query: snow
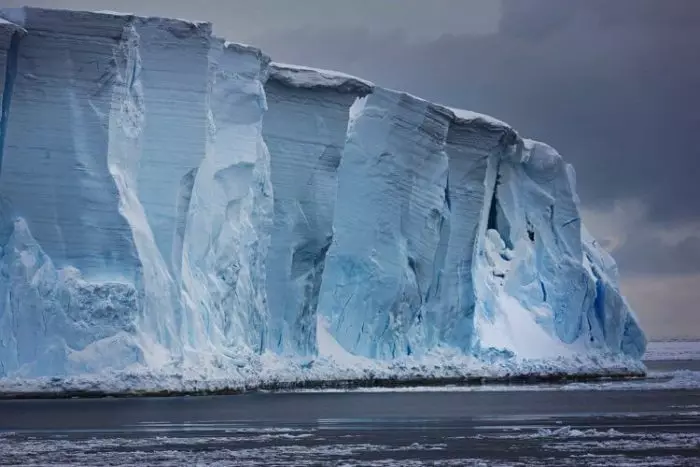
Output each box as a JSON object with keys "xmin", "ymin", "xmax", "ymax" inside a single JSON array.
[
  {"xmin": 448, "ymin": 106, "xmax": 512, "ymax": 130},
  {"xmin": 0, "ymin": 6, "xmax": 648, "ymax": 393},
  {"xmin": 270, "ymin": 62, "xmax": 373, "ymax": 93}
]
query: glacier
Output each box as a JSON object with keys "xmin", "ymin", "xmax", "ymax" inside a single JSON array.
[{"xmin": 0, "ymin": 7, "xmax": 646, "ymax": 393}]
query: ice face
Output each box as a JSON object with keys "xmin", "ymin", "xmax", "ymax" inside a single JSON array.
[
  {"xmin": 180, "ymin": 39, "xmax": 272, "ymax": 353},
  {"xmin": 134, "ymin": 17, "xmax": 211, "ymax": 273},
  {"xmin": 318, "ymin": 89, "xmax": 453, "ymax": 359},
  {"xmin": 0, "ymin": 8, "xmax": 142, "ymax": 280},
  {"xmin": 472, "ymin": 139, "xmax": 646, "ymax": 359},
  {"xmin": 0, "ymin": 198, "xmax": 144, "ymax": 377},
  {"xmin": 0, "ymin": 7, "xmax": 646, "ymax": 384},
  {"xmin": 0, "ymin": 19, "xmax": 24, "ymax": 168},
  {"xmin": 424, "ymin": 111, "xmax": 518, "ymax": 353},
  {"xmin": 262, "ymin": 63, "xmax": 372, "ymax": 356}
]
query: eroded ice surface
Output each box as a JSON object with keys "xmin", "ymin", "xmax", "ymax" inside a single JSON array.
[
  {"xmin": 473, "ymin": 139, "xmax": 645, "ymax": 359},
  {"xmin": 0, "ymin": 8, "xmax": 143, "ymax": 280},
  {"xmin": 180, "ymin": 39, "xmax": 272, "ymax": 353},
  {"xmin": 263, "ymin": 63, "xmax": 372, "ymax": 356},
  {"xmin": 0, "ymin": 7, "xmax": 646, "ymax": 389},
  {"xmin": 319, "ymin": 88, "xmax": 454, "ymax": 359}
]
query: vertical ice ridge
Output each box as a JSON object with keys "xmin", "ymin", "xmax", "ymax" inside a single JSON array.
[
  {"xmin": 263, "ymin": 63, "xmax": 372, "ymax": 356},
  {"xmin": 0, "ymin": 11, "xmax": 149, "ymax": 377},
  {"xmin": 181, "ymin": 39, "xmax": 272, "ymax": 353},
  {"xmin": 134, "ymin": 17, "xmax": 212, "ymax": 275},
  {"xmin": 423, "ymin": 111, "xmax": 517, "ymax": 353},
  {"xmin": 474, "ymin": 138, "xmax": 645, "ymax": 359},
  {"xmin": 0, "ymin": 22, "xmax": 24, "ymax": 170},
  {"xmin": 319, "ymin": 88, "xmax": 453, "ymax": 359}
]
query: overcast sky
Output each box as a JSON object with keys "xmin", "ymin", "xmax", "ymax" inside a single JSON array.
[{"xmin": 7, "ymin": 0, "xmax": 699, "ymax": 339}]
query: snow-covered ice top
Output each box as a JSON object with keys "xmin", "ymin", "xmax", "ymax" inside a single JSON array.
[
  {"xmin": 0, "ymin": 6, "xmax": 646, "ymax": 390},
  {"xmin": 448, "ymin": 106, "xmax": 513, "ymax": 131},
  {"xmin": 270, "ymin": 62, "xmax": 374, "ymax": 94}
]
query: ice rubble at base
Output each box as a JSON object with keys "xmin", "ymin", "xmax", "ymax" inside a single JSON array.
[{"xmin": 0, "ymin": 7, "xmax": 646, "ymax": 390}]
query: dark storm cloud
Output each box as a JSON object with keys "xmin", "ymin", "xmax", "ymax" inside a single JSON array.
[
  {"xmin": 614, "ymin": 234, "xmax": 700, "ymax": 276},
  {"xmin": 250, "ymin": 0, "xmax": 700, "ymax": 226}
]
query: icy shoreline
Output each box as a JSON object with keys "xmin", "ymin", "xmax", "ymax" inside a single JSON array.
[{"xmin": 0, "ymin": 353, "xmax": 646, "ymax": 399}]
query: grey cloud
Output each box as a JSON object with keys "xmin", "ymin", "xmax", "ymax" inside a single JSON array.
[
  {"xmin": 249, "ymin": 0, "xmax": 700, "ymax": 227},
  {"xmin": 614, "ymin": 234, "xmax": 700, "ymax": 277},
  {"xmin": 3, "ymin": 0, "xmax": 500, "ymax": 40}
]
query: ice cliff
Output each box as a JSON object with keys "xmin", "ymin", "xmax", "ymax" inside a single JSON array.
[
  {"xmin": 263, "ymin": 63, "xmax": 372, "ymax": 356},
  {"xmin": 0, "ymin": 7, "xmax": 646, "ymax": 390}
]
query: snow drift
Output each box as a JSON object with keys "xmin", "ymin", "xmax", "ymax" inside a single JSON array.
[{"xmin": 0, "ymin": 7, "xmax": 645, "ymax": 392}]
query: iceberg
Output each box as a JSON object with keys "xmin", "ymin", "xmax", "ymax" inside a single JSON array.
[{"xmin": 0, "ymin": 7, "xmax": 646, "ymax": 392}]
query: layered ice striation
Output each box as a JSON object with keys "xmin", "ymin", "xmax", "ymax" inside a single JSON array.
[
  {"xmin": 0, "ymin": 8, "xmax": 149, "ymax": 376},
  {"xmin": 0, "ymin": 18, "xmax": 24, "ymax": 166},
  {"xmin": 425, "ymin": 109, "xmax": 518, "ymax": 354},
  {"xmin": 472, "ymin": 138, "xmax": 645, "ymax": 359},
  {"xmin": 180, "ymin": 40, "xmax": 272, "ymax": 354},
  {"xmin": 0, "ymin": 7, "xmax": 646, "ymax": 385},
  {"xmin": 0, "ymin": 8, "xmax": 143, "ymax": 279},
  {"xmin": 135, "ymin": 16, "xmax": 211, "ymax": 273},
  {"xmin": 319, "ymin": 89, "xmax": 454, "ymax": 359},
  {"xmin": 263, "ymin": 63, "xmax": 372, "ymax": 356}
]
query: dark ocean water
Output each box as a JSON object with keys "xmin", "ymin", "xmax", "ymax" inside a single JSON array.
[{"xmin": 0, "ymin": 360, "xmax": 698, "ymax": 466}]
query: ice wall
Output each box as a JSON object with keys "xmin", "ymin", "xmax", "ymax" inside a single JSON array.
[
  {"xmin": 318, "ymin": 89, "xmax": 453, "ymax": 359},
  {"xmin": 0, "ymin": 7, "xmax": 646, "ymax": 382},
  {"xmin": 181, "ymin": 40, "xmax": 272, "ymax": 353},
  {"xmin": 472, "ymin": 139, "xmax": 646, "ymax": 359},
  {"xmin": 134, "ymin": 17, "xmax": 211, "ymax": 272},
  {"xmin": 0, "ymin": 8, "xmax": 142, "ymax": 280},
  {"xmin": 0, "ymin": 19, "xmax": 24, "ymax": 166},
  {"xmin": 0, "ymin": 8, "xmax": 217, "ymax": 376},
  {"xmin": 263, "ymin": 63, "xmax": 372, "ymax": 356},
  {"xmin": 0, "ymin": 8, "xmax": 149, "ymax": 376},
  {"xmin": 424, "ymin": 110, "xmax": 518, "ymax": 353}
]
